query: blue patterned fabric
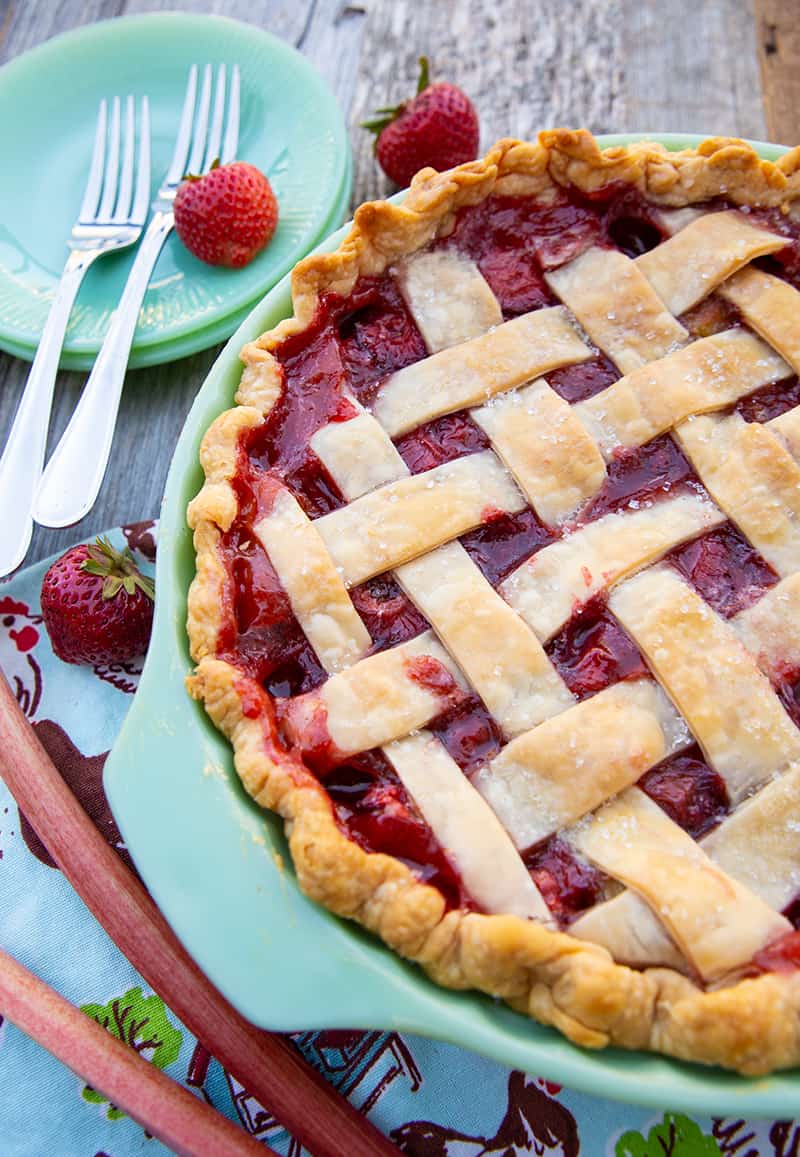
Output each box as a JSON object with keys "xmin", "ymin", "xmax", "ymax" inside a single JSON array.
[{"xmin": 0, "ymin": 524, "xmax": 795, "ymax": 1156}]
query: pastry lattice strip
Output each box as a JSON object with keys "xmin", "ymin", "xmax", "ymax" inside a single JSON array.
[{"xmin": 568, "ymin": 567, "xmax": 800, "ymax": 978}]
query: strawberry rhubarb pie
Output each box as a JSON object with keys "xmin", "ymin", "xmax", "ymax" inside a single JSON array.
[{"xmin": 187, "ymin": 130, "xmax": 800, "ymax": 1075}]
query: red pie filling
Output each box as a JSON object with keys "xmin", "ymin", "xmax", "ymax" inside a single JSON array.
[
  {"xmin": 324, "ymin": 753, "xmax": 472, "ymax": 911},
  {"xmin": 751, "ymin": 896, "xmax": 800, "ymax": 973},
  {"xmin": 440, "ymin": 186, "xmax": 668, "ymax": 313},
  {"xmin": 734, "ymin": 373, "xmax": 800, "ymax": 424},
  {"xmin": 429, "ymin": 694, "xmax": 504, "ymax": 773},
  {"xmin": 523, "ymin": 838, "xmax": 606, "ymax": 925},
  {"xmin": 395, "ymin": 411, "xmax": 489, "ymax": 473},
  {"xmin": 215, "ymin": 188, "xmax": 800, "ymax": 965},
  {"xmin": 461, "ymin": 509, "xmax": 553, "ymax": 586},
  {"xmin": 750, "ymin": 206, "xmax": 800, "ymax": 292},
  {"xmin": 778, "ymin": 678, "xmax": 800, "ymax": 732},
  {"xmin": 576, "ymin": 436, "xmax": 698, "ymax": 523},
  {"xmin": 335, "ymin": 275, "xmax": 429, "ymax": 406},
  {"xmin": 666, "ymin": 524, "xmax": 779, "ymax": 619},
  {"xmin": 216, "ymin": 471, "xmax": 327, "ymax": 692},
  {"xmin": 638, "ymin": 746, "xmax": 729, "ymax": 839},
  {"xmin": 348, "ymin": 576, "xmax": 428, "ymax": 651},
  {"xmin": 680, "ymin": 294, "xmax": 742, "ymax": 339},
  {"xmin": 545, "ymin": 595, "xmax": 649, "ymax": 701}
]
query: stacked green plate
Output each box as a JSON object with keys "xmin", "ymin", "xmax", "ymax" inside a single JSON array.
[{"xmin": 0, "ymin": 12, "xmax": 352, "ymax": 369}]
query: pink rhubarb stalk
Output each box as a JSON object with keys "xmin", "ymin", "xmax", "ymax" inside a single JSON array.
[
  {"xmin": 0, "ymin": 673, "xmax": 398, "ymax": 1157},
  {"xmin": 0, "ymin": 945, "xmax": 270, "ymax": 1157}
]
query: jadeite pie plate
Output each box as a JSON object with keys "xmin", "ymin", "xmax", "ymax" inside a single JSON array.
[
  {"xmin": 104, "ymin": 135, "xmax": 800, "ymax": 1116},
  {"xmin": 0, "ymin": 12, "xmax": 351, "ymax": 369}
]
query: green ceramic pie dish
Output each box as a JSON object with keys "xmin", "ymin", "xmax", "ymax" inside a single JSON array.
[{"xmin": 104, "ymin": 133, "xmax": 800, "ymax": 1116}]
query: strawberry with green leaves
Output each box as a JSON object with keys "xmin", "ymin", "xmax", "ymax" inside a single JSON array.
[
  {"xmin": 173, "ymin": 160, "xmax": 278, "ymax": 268},
  {"xmin": 41, "ymin": 537, "xmax": 155, "ymax": 666},
  {"xmin": 363, "ymin": 57, "xmax": 480, "ymax": 187}
]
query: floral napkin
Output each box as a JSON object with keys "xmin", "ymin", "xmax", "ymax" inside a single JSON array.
[{"xmin": 0, "ymin": 522, "xmax": 795, "ymax": 1156}]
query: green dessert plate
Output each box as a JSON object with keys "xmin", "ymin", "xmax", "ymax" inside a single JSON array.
[
  {"xmin": 104, "ymin": 134, "xmax": 799, "ymax": 1117},
  {"xmin": 0, "ymin": 11, "xmax": 351, "ymax": 369}
]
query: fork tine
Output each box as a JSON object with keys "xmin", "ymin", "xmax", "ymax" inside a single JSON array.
[
  {"xmin": 79, "ymin": 99, "xmax": 108, "ymax": 221},
  {"xmin": 112, "ymin": 95, "xmax": 135, "ymax": 222},
  {"xmin": 98, "ymin": 96, "xmax": 121, "ymax": 220},
  {"xmin": 131, "ymin": 96, "xmax": 151, "ymax": 225},
  {"xmin": 165, "ymin": 65, "xmax": 198, "ymax": 186},
  {"xmin": 186, "ymin": 63, "xmax": 212, "ymax": 175},
  {"xmin": 202, "ymin": 64, "xmax": 227, "ymax": 171},
  {"xmin": 220, "ymin": 64, "xmax": 240, "ymax": 164}
]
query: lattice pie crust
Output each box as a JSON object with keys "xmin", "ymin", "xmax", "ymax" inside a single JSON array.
[{"xmin": 187, "ymin": 130, "xmax": 800, "ymax": 1075}]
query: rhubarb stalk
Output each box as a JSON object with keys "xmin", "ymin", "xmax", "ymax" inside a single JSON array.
[
  {"xmin": 0, "ymin": 945, "xmax": 271, "ymax": 1157},
  {"xmin": 0, "ymin": 673, "xmax": 398, "ymax": 1157}
]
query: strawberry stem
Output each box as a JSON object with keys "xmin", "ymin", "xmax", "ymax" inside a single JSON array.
[
  {"xmin": 81, "ymin": 537, "xmax": 155, "ymax": 603},
  {"xmin": 417, "ymin": 55, "xmax": 430, "ymax": 94},
  {"xmin": 361, "ymin": 56, "xmax": 432, "ymax": 138},
  {"xmin": 360, "ymin": 114, "xmax": 398, "ymax": 135}
]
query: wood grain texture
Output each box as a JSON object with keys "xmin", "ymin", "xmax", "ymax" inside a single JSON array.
[
  {"xmin": 349, "ymin": 0, "xmax": 626, "ymax": 203},
  {"xmin": 754, "ymin": 0, "xmax": 800, "ymax": 144},
  {"xmin": 0, "ymin": 0, "xmax": 778, "ymax": 569},
  {"xmin": 622, "ymin": 0, "xmax": 767, "ymax": 141}
]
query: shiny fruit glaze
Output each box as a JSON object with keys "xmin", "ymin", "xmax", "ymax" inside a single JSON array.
[
  {"xmin": 734, "ymin": 373, "xmax": 800, "ymax": 424},
  {"xmin": 638, "ymin": 745, "xmax": 729, "ymax": 839},
  {"xmin": 576, "ymin": 435, "xmax": 697, "ymax": 523},
  {"xmin": 752, "ymin": 931, "xmax": 800, "ymax": 975},
  {"xmin": 349, "ymin": 576, "xmax": 428, "ymax": 650},
  {"xmin": 440, "ymin": 187, "xmax": 667, "ymax": 315},
  {"xmin": 545, "ymin": 595, "xmax": 648, "ymax": 700},
  {"xmin": 395, "ymin": 411, "xmax": 489, "ymax": 473},
  {"xmin": 783, "ymin": 897, "xmax": 800, "ymax": 930},
  {"xmin": 666, "ymin": 523, "xmax": 778, "ymax": 619},
  {"xmin": 248, "ymin": 323, "xmax": 355, "ymax": 480},
  {"xmin": 325, "ymin": 753, "xmax": 472, "ymax": 910},
  {"xmin": 461, "ymin": 509, "xmax": 553, "ymax": 587},
  {"xmin": 336, "ymin": 276, "xmax": 428, "ymax": 405},
  {"xmin": 431, "ymin": 694, "xmax": 504, "ymax": 773},
  {"xmin": 547, "ymin": 353, "xmax": 620, "ymax": 404},
  {"xmin": 750, "ymin": 206, "xmax": 800, "ymax": 291},
  {"xmin": 778, "ymin": 678, "xmax": 800, "ymax": 731},
  {"xmin": 523, "ymin": 838, "xmax": 606, "ymax": 924},
  {"xmin": 218, "ymin": 187, "xmax": 800, "ymax": 945},
  {"xmin": 217, "ymin": 469, "xmax": 328, "ymax": 693}
]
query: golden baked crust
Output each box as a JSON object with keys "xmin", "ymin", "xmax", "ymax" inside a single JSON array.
[{"xmin": 187, "ymin": 129, "xmax": 800, "ymax": 1076}]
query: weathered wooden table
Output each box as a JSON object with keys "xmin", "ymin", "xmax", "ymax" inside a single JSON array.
[{"xmin": 1, "ymin": 0, "xmax": 797, "ymax": 568}]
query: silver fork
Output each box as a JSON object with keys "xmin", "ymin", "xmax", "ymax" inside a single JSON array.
[
  {"xmin": 33, "ymin": 64, "xmax": 241, "ymax": 530},
  {"xmin": 0, "ymin": 96, "xmax": 150, "ymax": 577}
]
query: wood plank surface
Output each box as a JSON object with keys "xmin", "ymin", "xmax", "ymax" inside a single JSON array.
[
  {"xmin": 754, "ymin": 0, "xmax": 800, "ymax": 144},
  {"xmin": 623, "ymin": 0, "xmax": 766, "ymax": 141},
  {"xmin": 0, "ymin": 0, "xmax": 785, "ymax": 568}
]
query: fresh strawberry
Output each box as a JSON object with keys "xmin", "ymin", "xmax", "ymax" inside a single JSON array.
[
  {"xmin": 173, "ymin": 160, "xmax": 278, "ymax": 268},
  {"xmin": 363, "ymin": 57, "xmax": 479, "ymax": 187},
  {"xmin": 40, "ymin": 537, "xmax": 155, "ymax": 666}
]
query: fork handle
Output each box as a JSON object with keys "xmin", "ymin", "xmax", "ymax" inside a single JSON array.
[
  {"xmin": 0, "ymin": 249, "xmax": 97, "ymax": 575},
  {"xmin": 33, "ymin": 210, "xmax": 175, "ymax": 529}
]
